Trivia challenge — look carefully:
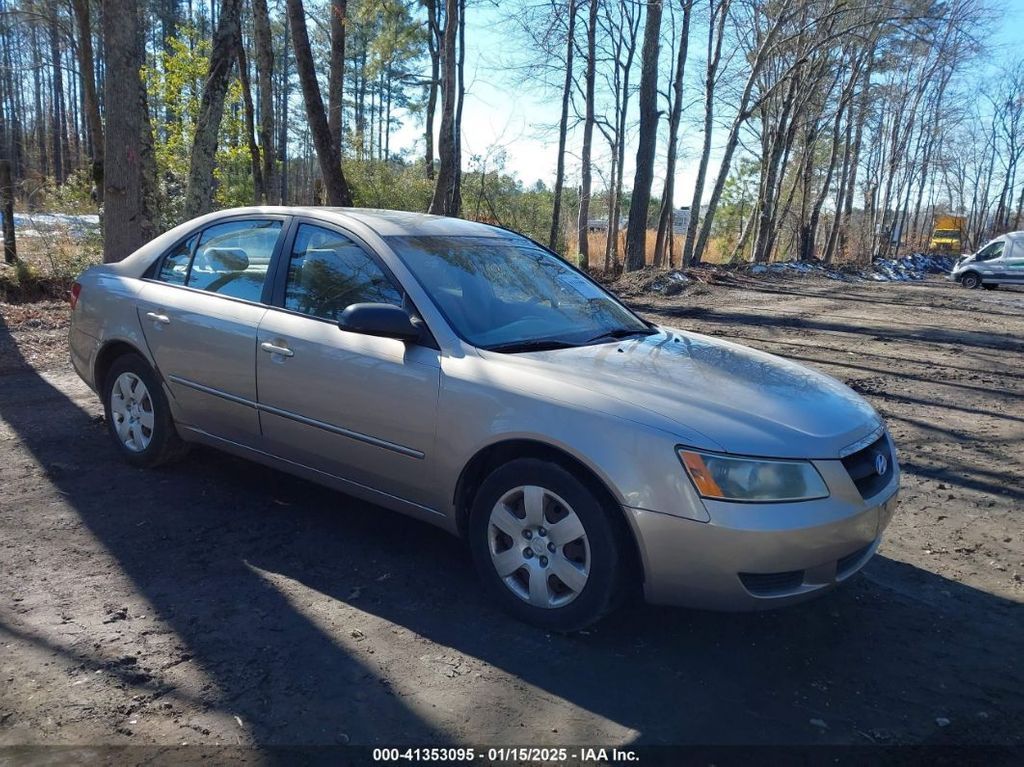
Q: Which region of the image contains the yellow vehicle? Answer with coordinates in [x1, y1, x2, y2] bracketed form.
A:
[929, 215, 966, 253]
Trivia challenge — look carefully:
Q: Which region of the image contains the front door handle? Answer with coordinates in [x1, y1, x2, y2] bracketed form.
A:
[146, 311, 170, 325]
[260, 341, 294, 357]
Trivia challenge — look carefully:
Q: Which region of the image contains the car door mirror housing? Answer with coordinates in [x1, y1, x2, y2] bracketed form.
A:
[338, 303, 421, 342]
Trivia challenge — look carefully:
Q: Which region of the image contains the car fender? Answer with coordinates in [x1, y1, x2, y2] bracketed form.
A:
[434, 355, 712, 524]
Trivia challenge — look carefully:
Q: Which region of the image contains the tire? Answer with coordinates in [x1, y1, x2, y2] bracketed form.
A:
[102, 353, 188, 468]
[961, 272, 982, 289]
[468, 458, 627, 631]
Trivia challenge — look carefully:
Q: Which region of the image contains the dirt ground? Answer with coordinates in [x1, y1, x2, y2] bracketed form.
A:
[0, 276, 1021, 752]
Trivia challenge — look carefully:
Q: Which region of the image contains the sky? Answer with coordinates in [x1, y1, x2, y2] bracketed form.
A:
[391, 1, 1024, 207]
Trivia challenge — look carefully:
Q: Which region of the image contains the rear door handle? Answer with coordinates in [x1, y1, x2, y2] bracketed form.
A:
[260, 341, 294, 357]
[146, 311, 170, 325]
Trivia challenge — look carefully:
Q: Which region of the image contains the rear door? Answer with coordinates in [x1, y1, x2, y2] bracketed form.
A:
[137, 216, 287, 446]
[255, 221, 441, 508]
[1003, 239, 1024, 283]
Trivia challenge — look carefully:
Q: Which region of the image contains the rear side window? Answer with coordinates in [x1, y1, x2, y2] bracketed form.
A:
[284, 224, 403, 321]
[158, 235, 197, 285]
[185, 220, 283, 301]
[153, 219, 283, 302]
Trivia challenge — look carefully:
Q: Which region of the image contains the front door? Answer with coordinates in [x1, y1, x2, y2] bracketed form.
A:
[137, 217, 286, 445]
[255, 222, 441, 508]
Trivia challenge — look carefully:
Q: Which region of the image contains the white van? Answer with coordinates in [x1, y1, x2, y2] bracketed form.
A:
[951, 231, 1024, 289]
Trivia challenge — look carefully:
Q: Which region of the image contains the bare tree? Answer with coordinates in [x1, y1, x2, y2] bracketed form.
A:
[624, 0, 663, 271]
[576, 0, 597, 265]
[549, 0, 577, 251]
[682, 0, 728, 266]
[654, 0, 694, 268]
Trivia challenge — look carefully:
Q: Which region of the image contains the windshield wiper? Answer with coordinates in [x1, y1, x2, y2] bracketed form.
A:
[482, 339, 581, 354]
[583, 327, 658, 345]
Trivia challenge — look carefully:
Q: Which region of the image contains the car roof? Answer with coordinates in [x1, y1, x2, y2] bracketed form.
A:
[213, 206, 507, 239]
[104, 207, 514, 275]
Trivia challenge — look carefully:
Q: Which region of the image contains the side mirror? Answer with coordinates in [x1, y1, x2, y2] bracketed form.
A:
[338, 302, 421, 342]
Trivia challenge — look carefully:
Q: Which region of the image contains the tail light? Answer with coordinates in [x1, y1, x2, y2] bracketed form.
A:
[69, 282, 82, 310]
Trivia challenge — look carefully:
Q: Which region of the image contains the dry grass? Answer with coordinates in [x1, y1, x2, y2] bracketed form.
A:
[0, 225, 100, 303]
[564, 228, 736, 271]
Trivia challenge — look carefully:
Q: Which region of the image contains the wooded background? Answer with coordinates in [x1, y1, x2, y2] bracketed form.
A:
[0, 0, 1019, 270]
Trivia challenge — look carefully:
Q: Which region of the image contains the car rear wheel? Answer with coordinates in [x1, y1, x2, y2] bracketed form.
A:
[102, 353, 187, 468]
[469, 458, 626, 631]
[961, 272, 982, 289]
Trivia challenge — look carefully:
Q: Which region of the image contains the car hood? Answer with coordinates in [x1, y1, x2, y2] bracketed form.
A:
[494, 328, 881, 459]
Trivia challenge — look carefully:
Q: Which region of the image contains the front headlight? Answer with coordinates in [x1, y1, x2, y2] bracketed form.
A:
[678, 449, 829, 502]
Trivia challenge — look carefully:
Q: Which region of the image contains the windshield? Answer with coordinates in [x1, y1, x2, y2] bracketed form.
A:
[385, 233, 650, 350]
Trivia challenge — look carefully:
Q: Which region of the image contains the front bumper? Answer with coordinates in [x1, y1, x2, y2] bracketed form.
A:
[626, 462, 899, 610]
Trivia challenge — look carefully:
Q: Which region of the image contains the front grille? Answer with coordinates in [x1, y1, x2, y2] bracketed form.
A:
[841, 435, 893, 499]
[836, 543, 873, 576]
[739, 570, 805, 596]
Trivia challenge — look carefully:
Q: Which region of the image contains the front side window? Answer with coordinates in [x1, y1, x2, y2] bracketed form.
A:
[976, 241, 1004, 261]
[183, 219, 283, 301]
[385, 233, 649, 349]
[284, 224, 403, 322]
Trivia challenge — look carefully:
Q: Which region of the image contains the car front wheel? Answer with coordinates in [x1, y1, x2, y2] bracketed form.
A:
[102, 353, 187, 468]
[469, 458, 627, 631]
[961, 272, 982, 289]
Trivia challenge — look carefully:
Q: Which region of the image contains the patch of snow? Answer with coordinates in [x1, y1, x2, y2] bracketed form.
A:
[11, 212, 100, 241]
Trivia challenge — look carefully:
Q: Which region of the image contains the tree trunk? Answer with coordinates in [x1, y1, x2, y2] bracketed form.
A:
[48, 12, 68, 185]
[71, 0, 104, 202]
[549, 0, 577, 252]
[1, 159, 15, 264]
[654, 1, 692, 268]
[236, 39, 265, 203]
[683, 0, 727, 266]
[453, 0, 465, 212]
[328, 0, 346, 154]
[279, 10, 290, 203]
[840, 56, 872, 258]
[252, 0, 276, 203]
[428, 0, 461, 215]
[424, 0, 439, 179]
[32, 22, 48, 180]
[286, 0, 353, 206]
[624, 0, 662, 272]
[183, 0, 243, 218]
[576, 0, 597, 266]
[101, 0, 157, 262]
